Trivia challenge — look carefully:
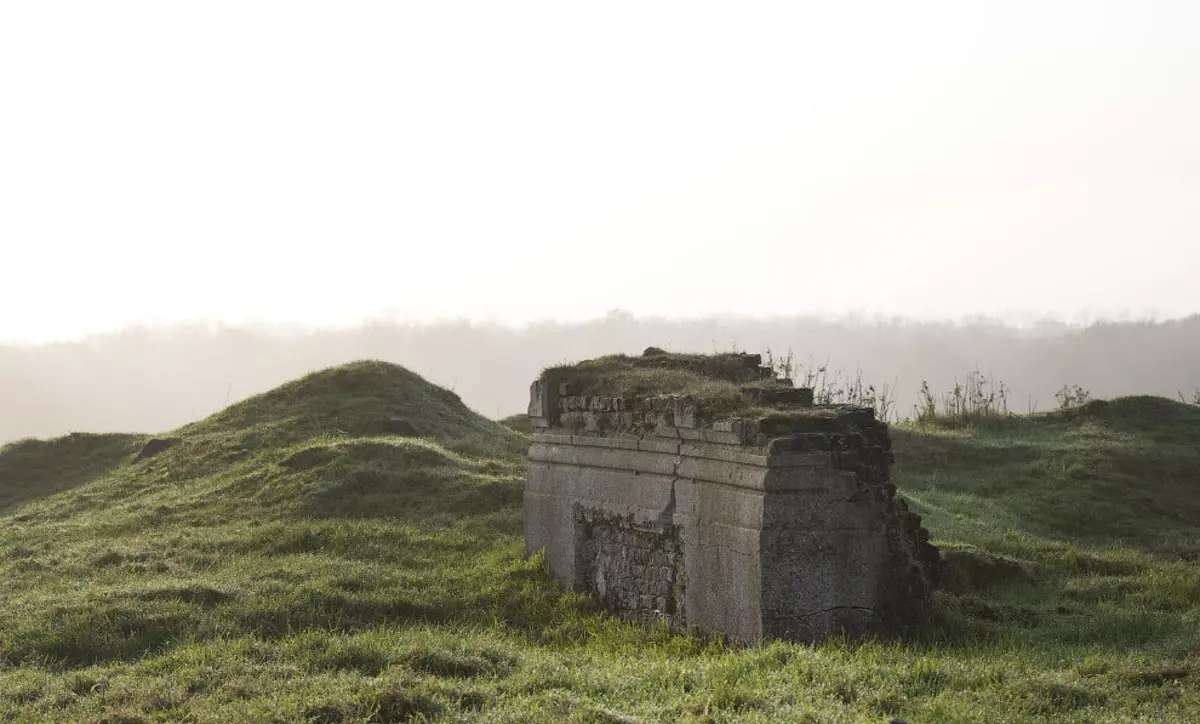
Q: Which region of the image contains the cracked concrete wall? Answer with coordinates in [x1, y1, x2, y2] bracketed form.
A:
[526, 437, 765, 640]
[526, 430, 937, 643]
[524, 361, 939, 643]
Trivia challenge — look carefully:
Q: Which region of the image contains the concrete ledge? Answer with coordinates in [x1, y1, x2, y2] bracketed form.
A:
[639, 439, 681, 455]
[766, 451, 833, 468]
[532, 440, 852, 495]
[535, 432, 830, 473]
[529, 443, 680, 477]
[702, 430, 747, 445]
[679, 442, 767, 467]
[571, 435, 641, 450]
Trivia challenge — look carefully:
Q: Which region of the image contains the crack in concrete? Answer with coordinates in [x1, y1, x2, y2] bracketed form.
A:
[659, 474, 678, 527]
[530, 416, 937, 642]
[779, 605, 879, 619]
[698, 542, 754, 559]
[651, 453, 683, 528]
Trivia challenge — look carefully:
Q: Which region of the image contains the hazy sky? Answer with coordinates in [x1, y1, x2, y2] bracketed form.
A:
[2, 1, 1197, 343]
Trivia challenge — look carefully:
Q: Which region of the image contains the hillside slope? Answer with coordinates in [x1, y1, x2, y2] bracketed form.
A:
[0, 364, 1197, 722]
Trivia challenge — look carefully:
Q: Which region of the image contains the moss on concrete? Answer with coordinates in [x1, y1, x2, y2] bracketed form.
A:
[541, 350, 817, 421]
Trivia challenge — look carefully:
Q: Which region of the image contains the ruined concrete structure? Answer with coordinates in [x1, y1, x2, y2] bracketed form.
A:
[524, 351, 940, 643]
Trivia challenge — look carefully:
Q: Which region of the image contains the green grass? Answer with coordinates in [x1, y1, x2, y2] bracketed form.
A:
[541, 351, 809, 421]
[1, 362, 1197, 722]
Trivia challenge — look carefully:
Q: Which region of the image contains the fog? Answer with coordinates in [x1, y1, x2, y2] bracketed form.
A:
[3, 313, 1199, 444]
[5, 3, 1200, 347]
[4, 5, 1199, 428]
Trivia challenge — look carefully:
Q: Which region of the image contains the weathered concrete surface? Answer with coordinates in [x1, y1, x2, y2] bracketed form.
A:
[523, 367, 940, 644]
[526, 433, 938, 643]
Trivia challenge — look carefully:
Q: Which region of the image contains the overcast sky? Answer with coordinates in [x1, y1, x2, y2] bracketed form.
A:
[2, 1, 1197, 343]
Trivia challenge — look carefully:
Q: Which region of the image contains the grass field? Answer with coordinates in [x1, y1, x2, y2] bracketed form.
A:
[0, 361, 1197, 722]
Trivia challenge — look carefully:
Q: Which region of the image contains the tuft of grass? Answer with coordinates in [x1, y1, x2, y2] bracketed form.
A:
[913, 369, 1013, 428]
[0, 360, 1198, 721]
[1055, 384, 1093, 410]
[778, 350, 899, 421]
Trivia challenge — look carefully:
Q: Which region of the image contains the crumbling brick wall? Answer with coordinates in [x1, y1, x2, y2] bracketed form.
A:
[573, 510, 685, 622]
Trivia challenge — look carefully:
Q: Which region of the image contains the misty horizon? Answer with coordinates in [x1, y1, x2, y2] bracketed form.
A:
[4, 2, 1199, 441]
[3, 307, 1194, 347]
[4, 311, 1199, 445]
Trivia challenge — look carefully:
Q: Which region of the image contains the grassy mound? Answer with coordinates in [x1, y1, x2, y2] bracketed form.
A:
[183, 359, 516, 453]
[498, 413, 536, 434]
[0, 362, 1197, 721]
[899, 396, 1200, 555]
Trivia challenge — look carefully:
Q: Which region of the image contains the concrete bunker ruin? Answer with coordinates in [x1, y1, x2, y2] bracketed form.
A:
[524, 350, 941, 643]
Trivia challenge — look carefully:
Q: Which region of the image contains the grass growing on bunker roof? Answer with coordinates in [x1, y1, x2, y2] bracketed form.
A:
[0, 361, 1198, 721]
[541, 351, 820, 420]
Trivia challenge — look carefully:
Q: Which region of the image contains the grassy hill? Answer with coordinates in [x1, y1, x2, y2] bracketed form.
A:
[0, 362, 1197, 722]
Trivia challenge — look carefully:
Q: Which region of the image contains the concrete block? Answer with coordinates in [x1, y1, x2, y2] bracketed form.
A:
[639, 438, 680, 455]
[679, 442, 771, 468]
[530, 443, 679, 477]
[572, 435, 639, 451]
[524, 376, 938, 645]
[675, 456, 773, 493]
[702, 430, 746, 446]
[673, 397, 700, 428]
[766, 452, 833, 469]
[654, 422, 681, 439]
[528, 378, 558, 419]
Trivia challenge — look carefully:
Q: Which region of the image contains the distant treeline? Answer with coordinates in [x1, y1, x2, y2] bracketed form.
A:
[3, 312, 1199, 444]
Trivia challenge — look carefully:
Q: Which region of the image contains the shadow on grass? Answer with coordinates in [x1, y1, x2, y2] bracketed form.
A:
[924, 541, 1200, 660]
[286, 439, 526, 524]
[0, 433, 144, 516]
[894, 414, 1200, 557]
[1, 547, 586, 671]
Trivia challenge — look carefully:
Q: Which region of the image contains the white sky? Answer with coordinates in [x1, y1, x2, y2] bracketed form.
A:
[2, 1, 1197, 343]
